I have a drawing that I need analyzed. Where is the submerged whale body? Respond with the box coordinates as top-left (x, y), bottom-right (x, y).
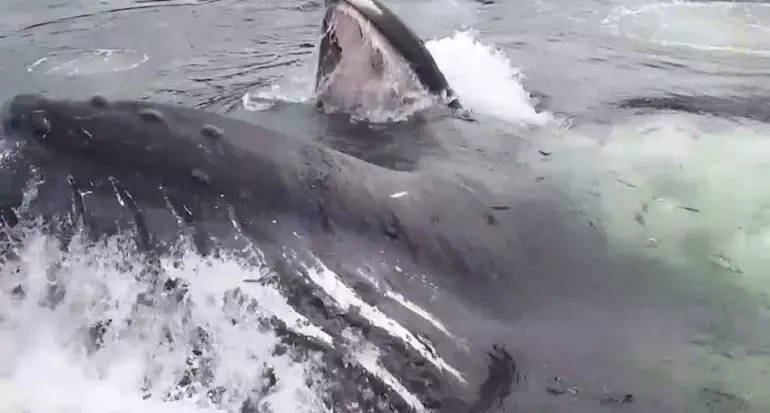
top-left (617, 94), bottom-right (770, 123)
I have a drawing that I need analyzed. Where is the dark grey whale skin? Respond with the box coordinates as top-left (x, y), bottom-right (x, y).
top-left (1, 93), bottom-right (512, 297)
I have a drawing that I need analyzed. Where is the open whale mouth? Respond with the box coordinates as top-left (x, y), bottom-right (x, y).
top-left (315, 0), bottom-right (435, 118)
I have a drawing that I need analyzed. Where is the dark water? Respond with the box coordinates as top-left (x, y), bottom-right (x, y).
top-left (1, 1), bottom-right (770, 412)
top-left (2, 0), bottom-right (769, 121)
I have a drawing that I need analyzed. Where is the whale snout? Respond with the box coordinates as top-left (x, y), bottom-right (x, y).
top-left (2, 93), bottom-right (53, 143)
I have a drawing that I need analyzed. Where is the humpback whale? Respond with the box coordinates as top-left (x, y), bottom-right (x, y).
top-left (0, 92), bottom-right (524, 412)
top-left (0, 95), bottom-right (673, 413)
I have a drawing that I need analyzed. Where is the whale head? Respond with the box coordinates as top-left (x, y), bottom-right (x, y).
top-left (315, 0), bottom-right (461, 118)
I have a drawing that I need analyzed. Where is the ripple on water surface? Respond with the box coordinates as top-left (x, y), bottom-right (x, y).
top-left (27, 48), bottom-right (150, 75)
top-left (603, 1), bottom-right (770, 57)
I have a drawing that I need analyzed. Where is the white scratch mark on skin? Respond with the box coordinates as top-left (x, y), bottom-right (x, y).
top-left (295, 254), bottom-right (466, 383)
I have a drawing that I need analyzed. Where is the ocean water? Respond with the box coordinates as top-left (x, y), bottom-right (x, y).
top-left (1, 0), bottom-right (770, 412)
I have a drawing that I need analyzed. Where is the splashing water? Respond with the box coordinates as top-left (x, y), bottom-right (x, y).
top-left (0, 231), bottom-right (331, 413)
top-left (428, 31), bottom-right (550, 125)
top-left (0, 204), bottom-right (459, 413)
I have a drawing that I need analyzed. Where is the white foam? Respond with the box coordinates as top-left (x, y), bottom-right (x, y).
top-left (0, 232), bottom-right (329, 413)
top-left (1, 211), bottom-right (465, 413)
top-left (426, 31), bottom-right (551, 125)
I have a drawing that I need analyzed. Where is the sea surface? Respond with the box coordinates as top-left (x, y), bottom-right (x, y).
top-left (1, 0), bottom-right (770, 412)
